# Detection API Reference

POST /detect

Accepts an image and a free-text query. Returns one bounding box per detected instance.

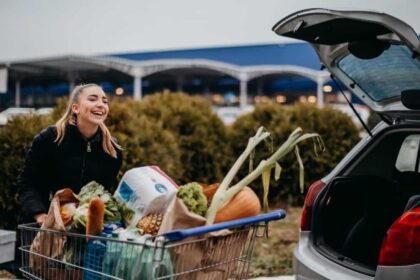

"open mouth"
[91,111,105,117]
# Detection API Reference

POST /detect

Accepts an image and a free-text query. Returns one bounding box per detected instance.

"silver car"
[273,9,420,280]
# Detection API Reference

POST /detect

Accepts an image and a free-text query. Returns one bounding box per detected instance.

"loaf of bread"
[86,197,105,236]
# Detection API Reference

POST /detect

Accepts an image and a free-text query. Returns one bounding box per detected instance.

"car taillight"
[300,180,325,231]
[378,207,420,266]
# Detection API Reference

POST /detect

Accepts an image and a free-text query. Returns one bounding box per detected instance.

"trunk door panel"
[272,9,420,121]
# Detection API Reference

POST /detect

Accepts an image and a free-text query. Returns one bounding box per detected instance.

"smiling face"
[71,86,109,128]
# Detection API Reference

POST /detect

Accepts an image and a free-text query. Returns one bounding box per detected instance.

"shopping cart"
[18,209,286,280]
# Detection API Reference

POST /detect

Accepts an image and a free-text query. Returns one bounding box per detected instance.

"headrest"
[395,135,420,172]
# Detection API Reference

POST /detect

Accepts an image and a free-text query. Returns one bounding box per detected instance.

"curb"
[252,276,295,280]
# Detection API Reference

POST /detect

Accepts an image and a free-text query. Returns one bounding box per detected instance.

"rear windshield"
[338,45,420,101]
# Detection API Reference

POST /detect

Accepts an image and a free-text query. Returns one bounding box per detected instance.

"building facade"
[0,43,339,110]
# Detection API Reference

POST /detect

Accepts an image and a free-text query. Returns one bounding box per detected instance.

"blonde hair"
[54,83,121,158]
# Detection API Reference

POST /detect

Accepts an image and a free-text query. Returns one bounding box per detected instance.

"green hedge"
[228,103,360,206]
[0,115,53,229]
[46,93,228,185]
[106,99,184,185]
[135,93,230,184]
[0,93,228,229]
[0,95,360,229]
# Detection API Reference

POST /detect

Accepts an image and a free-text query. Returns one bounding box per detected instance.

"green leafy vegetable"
[70,181,122,230]
[118,202,135,224]
[177,182,208,217]
[64,181,129,263]
[71,203,88,229]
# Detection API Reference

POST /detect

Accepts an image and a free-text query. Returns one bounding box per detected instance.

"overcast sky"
[1,0,420,61]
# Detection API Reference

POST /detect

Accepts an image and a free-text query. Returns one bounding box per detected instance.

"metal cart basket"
[18,210,286,280]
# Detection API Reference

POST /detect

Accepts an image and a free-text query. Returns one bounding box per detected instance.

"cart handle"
[162,209,286,242]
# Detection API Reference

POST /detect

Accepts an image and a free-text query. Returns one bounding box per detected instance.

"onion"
[60,202,77,226]
[214,187,261,223]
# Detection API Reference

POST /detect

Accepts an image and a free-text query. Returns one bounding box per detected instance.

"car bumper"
[293,231,372,280]
[375,264,420,280]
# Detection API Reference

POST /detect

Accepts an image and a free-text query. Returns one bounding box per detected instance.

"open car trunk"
[272,8,420,121]
[312,127,420,275]
[272,8,420,277]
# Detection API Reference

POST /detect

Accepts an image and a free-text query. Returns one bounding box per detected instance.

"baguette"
[86,197,105,236]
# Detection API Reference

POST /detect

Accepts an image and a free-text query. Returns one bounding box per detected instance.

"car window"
[338,45,420,102]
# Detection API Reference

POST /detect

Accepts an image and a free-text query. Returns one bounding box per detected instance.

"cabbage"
[71,181,122,229]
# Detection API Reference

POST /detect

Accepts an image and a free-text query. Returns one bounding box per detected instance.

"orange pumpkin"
[201,183,220,203]
[214,186,261,223]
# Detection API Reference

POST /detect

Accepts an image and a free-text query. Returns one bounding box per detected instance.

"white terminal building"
[0,43,369,125]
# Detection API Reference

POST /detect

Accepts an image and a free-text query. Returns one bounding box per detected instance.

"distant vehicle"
[0,107,53,125]
[0,114,6,126]
[213,106,254,125]
[36,107,53,115]
[273,8,420,280]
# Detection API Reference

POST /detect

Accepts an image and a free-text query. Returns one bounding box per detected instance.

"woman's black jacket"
[16,124,123,221]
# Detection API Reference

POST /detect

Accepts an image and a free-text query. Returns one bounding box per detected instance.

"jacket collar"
[66,124,102,144]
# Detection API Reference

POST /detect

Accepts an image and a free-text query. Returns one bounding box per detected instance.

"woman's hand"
[34,213,48,225]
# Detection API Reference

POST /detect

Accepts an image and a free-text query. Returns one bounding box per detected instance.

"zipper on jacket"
[80,141,90,185]
[80,151,86,186]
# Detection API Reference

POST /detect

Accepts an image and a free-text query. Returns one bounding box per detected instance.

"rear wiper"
[330,75,373,137]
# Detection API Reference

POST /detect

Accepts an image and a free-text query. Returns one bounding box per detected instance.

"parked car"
[0,107,52,125]
[213,105,254,125]
[0,108,35,125]
[273,9,420,280]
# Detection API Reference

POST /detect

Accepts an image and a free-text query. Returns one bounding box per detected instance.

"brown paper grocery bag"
[159,196,207,233]
[29,188,79,278]
[158,196,249,280]
[158,196,207,276]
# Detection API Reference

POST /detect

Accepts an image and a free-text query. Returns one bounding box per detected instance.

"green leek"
[206,127,324,225]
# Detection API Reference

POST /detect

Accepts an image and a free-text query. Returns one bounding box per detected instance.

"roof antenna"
[330,75,373,137]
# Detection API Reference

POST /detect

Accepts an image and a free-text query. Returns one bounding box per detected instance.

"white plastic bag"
[114,166,178,226]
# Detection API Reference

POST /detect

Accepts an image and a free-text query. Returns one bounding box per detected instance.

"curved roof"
[0,43,330,102]
[112,43,322,70]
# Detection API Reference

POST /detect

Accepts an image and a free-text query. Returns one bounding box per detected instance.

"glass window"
[338,45,420,101]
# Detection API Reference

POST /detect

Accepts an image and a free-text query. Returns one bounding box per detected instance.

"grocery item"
[130,242,173,280]
[76,181,123,225]
[214,186,261,223]
[201,183,219,203]
[83,238,107,280]
[112,234,173,280]
[30,188,79,271]
[86,198,105,236]
[60,202,77,227]
[114,166,178,226]
[101,233,123,277]
[177,182,208,217]
[137,213,164,235]
[206,127,324,224]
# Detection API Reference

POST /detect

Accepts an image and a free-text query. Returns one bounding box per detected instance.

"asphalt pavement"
[253,276,295,280]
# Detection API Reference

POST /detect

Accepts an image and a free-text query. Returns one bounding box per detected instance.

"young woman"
[17,84,123,224]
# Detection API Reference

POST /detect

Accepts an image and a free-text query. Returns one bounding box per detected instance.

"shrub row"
[0,93,360,229]
[0,115,53,229]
